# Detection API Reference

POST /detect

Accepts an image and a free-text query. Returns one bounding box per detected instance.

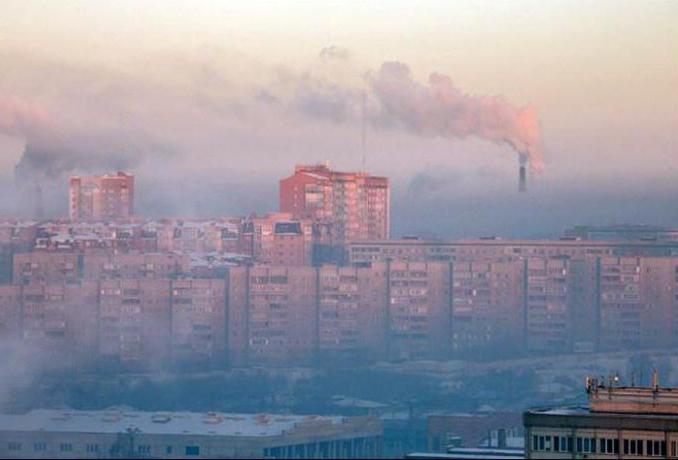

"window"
[86,444,98,453]
[649,440,655,456]
[138,445,151,454]
[186,445,200,456]
[34,442,47,451]
[650,440,668,457]
[60,443,73,452]
[600,437,617,454]
[552,435,571,453]
[577,437,583,452]
[166,446,173,455]
[8,442,22,451]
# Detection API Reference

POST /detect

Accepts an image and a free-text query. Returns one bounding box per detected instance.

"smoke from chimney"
[0,96,48,138]
[369,62,545,174]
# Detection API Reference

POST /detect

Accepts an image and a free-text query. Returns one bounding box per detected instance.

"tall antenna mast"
[361,91,366,170]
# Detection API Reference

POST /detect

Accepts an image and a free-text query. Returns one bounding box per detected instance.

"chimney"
[519,165,527,192]
[34,183,44,219]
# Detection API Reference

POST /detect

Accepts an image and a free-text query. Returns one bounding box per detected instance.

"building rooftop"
[350,238,678,248]
[406,448,524,460]
[0,409,346,438]
[524,405,678,433]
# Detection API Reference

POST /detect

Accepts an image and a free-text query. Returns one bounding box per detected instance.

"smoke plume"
[368,62,545,173]
[0,96,49,139]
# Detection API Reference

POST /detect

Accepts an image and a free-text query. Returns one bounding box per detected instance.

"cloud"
[291,74,360,123]
[319,46,350,61]
[0,46,551,219]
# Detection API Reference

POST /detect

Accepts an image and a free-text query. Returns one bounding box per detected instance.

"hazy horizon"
[1,1,677,238]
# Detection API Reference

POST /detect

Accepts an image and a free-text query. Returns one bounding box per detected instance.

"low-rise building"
[524,374,678,458]
[0,409,383,459]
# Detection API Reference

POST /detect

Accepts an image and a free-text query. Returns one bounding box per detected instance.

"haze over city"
[0,2,677,459]
[1,1,677,237]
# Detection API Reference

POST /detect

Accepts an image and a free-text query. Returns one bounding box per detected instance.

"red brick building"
[279,164,389,246]
[69,171,134,221]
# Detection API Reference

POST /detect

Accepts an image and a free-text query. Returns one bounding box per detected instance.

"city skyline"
[0,1,676,239]
[0,3,677,459]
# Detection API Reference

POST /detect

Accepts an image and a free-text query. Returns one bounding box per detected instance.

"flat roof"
[0,409,346,438]
[349,239,678,248]
[524,406,678,431]
[406,449,524,460]
[527,406,678,419]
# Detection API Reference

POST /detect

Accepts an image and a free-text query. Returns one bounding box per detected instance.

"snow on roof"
[0,409,345,438]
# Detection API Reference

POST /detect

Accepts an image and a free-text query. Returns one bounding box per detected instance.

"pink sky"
[0,0,676,186]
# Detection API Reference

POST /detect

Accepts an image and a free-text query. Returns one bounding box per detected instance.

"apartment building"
[241,213,314,266]
[83,253,190,280]
[3,255,678,368]
[98,279,172,368]
[69,172,134,221]
[20,281,99,366]
[564,224,678,242]
[317,264,387,360]
[525,258,571,354]
[170,278,226,368]
[227,266,317,366]
[598,257,677,351]
[280,164,389,247]
[13,252,191,283]
[348,238,678,265]
[387,261,450,360]
[13,252,82,284]
[451,260,525,356]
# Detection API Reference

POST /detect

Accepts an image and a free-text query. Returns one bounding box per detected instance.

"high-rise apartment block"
[69,171,134,221]
[279,164,390,246]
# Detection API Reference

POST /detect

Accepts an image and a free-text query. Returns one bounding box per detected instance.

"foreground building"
[0,409,383,459]
[69,172,135,221]
[524,374,678,458]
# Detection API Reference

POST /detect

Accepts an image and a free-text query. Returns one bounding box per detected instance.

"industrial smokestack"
[369,62,546,174]
[519,154,527,192]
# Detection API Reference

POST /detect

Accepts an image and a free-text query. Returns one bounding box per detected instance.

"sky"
[0,0,676,236]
